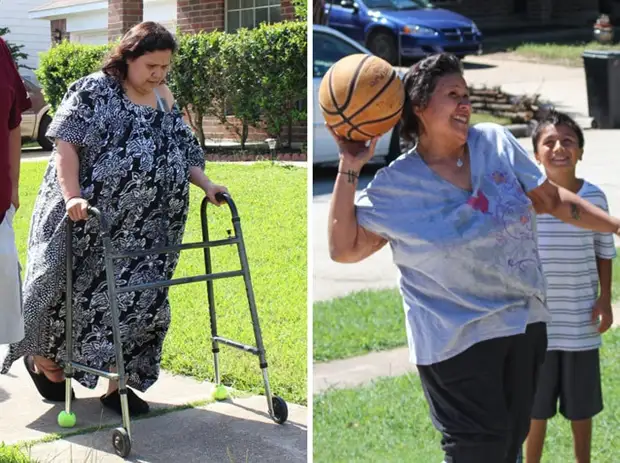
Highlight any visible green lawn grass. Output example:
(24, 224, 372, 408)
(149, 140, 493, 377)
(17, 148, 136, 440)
(14, 161, 307, 405)
(470, 112, 512, 126)
(314, 261, 620, 362)
(512, 41, 620, 67)
(313, 328, 620, 462)
(0, 444, 37, 463)
(313, 290, 406, 362)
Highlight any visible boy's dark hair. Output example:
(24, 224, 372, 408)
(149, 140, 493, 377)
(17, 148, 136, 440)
(400, 53, 463, 143)
(532, 110, 584, 151)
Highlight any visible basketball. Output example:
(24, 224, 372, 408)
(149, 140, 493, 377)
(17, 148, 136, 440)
(319, 53, 405, 142)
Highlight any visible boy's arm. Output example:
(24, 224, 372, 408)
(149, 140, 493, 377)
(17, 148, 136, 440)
(592, 189, 616, 334)
(593, 258, 613, 333)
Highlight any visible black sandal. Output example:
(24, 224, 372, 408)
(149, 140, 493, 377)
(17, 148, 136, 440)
(100, 388, 150, 417)
(23, 356, 75, 402)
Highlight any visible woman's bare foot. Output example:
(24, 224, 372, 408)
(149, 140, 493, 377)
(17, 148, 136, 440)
(24, 355, 74, 402)
(32, 355, 64, 383)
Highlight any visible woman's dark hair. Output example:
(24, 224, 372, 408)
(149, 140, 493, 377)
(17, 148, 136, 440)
(102, 21, 177, 80)
(531, 110, 584, 152)
(400, 53, 463, 143)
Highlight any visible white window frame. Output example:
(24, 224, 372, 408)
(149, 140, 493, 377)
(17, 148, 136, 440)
(225, 0, 282, 33)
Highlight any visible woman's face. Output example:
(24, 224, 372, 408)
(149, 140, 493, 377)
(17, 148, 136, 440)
(126, 50, 172, 93)
(414, 73, 471, 145)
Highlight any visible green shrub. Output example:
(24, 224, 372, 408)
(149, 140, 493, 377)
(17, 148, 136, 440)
(253, 21, 306, 146)
(36, 40, 111, 114)
(168, 31, 227, 149)
(36, 22, 307, 147)
(218, 28, 263, 149)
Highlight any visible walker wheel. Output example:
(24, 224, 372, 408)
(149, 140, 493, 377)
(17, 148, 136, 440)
(112, 427, 131, 458)
(271, 396, 288, 424)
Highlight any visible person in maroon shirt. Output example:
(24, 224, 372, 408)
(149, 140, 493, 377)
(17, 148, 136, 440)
(0, 37, 31, 344)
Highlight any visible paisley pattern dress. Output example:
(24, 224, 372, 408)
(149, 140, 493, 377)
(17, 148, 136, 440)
(1, 72, 205, 391)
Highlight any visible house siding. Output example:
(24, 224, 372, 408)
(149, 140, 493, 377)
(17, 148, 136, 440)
(0, 0, 52, 80)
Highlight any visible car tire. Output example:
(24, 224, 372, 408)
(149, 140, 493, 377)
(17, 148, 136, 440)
(37, 114, 54, 151)
(368, 31, 398, 65)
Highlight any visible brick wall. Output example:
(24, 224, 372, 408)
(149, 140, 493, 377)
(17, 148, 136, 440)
(50, 19, 68, 44)
(199, 116, 306, 146)
(281, 0, 295, 20)
(108, 0, 143, 41)
(177, 0, 225, 33)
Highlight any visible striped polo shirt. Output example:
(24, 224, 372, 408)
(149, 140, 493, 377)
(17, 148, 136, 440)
(537, 180, 616, 351)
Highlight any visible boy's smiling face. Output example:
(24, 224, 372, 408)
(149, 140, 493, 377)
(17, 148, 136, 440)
(534, 123, 583, 173)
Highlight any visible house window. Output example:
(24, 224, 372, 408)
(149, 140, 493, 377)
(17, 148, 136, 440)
(226, 0, 282, 33)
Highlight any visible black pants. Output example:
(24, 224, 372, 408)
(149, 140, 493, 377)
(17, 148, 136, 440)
(417, 323, 547, 463)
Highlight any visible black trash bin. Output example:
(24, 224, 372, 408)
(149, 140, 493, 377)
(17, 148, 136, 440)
(582, 50, 620, 129)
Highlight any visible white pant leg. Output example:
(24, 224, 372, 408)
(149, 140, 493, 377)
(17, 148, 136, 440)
(0, 204, 23, 344)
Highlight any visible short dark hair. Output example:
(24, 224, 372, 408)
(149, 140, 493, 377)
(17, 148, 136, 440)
(532, 110, 584, 152)
(400, 53, 463, 143)
(102, 21, 177, 80)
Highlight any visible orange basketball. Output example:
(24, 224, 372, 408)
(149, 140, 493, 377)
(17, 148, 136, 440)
(319, 53, 405, 142)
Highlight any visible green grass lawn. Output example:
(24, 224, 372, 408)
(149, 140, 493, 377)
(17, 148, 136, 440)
(313, 328, 620, 462)
(14, 161, 307, 405)
(470, 112, 513, 126)
(511, 41, 620, 67)
(314, 261, 620, 362)
(0, 444, 36, 463)
(313, 290, 406, 362)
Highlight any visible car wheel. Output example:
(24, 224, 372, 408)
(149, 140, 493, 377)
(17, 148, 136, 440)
(368, 31, 398, 65)
(37, 114, 54, 151)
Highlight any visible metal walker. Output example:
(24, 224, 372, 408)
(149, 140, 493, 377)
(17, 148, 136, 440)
(61, 193, 288, 457)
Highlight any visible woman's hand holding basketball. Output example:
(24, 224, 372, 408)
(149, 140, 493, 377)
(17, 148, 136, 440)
(327, 125, 379, 173)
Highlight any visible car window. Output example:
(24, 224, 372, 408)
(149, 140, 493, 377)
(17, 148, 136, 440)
(313, 32, 365, 78)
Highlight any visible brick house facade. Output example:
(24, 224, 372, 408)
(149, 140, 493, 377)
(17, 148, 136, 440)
(31, 0, 305, 148)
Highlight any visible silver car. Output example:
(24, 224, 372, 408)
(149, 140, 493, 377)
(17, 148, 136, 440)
(20, 75, 53, 151)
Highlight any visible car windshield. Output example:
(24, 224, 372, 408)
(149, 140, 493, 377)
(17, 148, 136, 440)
(364, 0, 433, 10)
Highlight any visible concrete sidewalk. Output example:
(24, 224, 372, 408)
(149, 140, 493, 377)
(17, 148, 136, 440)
(0, 358, 307, 461)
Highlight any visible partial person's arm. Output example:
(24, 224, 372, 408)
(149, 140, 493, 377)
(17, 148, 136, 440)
(5, 37, 32, 211)
(189, 167, 229, 206)
(527, 181, 620, 235)
(56, 140, 88, 221)
(327, 129, 387, 263)
(56, 141, 82, 200)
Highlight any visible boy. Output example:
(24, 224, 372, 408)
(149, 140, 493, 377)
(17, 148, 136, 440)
(525, 111, 616, 463)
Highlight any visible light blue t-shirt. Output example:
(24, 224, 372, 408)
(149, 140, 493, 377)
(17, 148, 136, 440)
(355, 123, 552, 365)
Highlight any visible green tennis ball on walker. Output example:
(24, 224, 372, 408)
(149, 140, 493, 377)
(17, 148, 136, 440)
(57, 411, 77, 428)
(213, 385, 228, 401)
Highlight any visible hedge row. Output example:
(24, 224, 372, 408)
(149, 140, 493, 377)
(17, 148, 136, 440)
(36, 21, 306, 149)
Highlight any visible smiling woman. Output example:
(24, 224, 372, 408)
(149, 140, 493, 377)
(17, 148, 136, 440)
(320, 52, 620, 463)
